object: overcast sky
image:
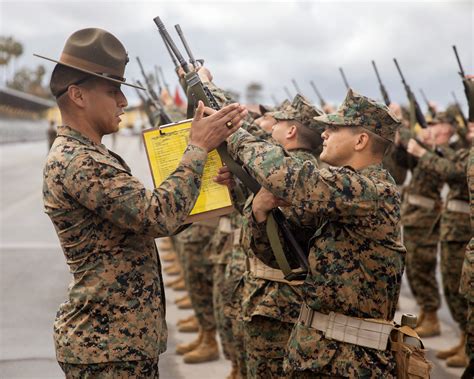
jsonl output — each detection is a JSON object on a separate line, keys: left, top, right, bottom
{"left": 1, "top": 0, "right": 473, "bottom": 111}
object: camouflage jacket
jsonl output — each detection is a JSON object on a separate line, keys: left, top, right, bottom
{"left": 227, "top": 128, "right": 405, "bottom": 377}
{"left": 240, "top": 148, "right": 318, "bottom": 324}
{"left": 418, "top": 147, "right": 470, "bottom": 241}
{"left": 460, "top": 145, "right": 474, "bottom": 301}
{"left": 43, "top": 125, "right": 207, "bottom": 363}
{"left": 398, "top": 148, "right": 443, "bottom": 228}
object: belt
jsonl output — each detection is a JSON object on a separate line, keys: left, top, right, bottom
{"left": 298, "top": 304, "right": 393, "bottom": 351}
{"left": 407, "top": 194, "right": 436, "bottom": 210}
{"left": 446, "top": 199, "right": 470, "bottom": 215}
{"left": 233, "top": 228, "right": 241, "bottom": 246}
{"left": 197, "top": 217, "right": 220, "bottom": 228}
{"left": 248, "top": 257, "right": 304, "bottom": 285}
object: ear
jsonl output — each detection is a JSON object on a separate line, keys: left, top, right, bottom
{"left": 354, "top": 131, "right": 370, "bottom": 151}
{"left": 287, "top": 124, "right": 297, "bottom": 139}
{"left": 67, "top": 85, "right": 87, "bottom": 109}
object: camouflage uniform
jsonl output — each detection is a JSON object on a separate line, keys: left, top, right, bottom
{"left": 460, "top": 145, "right": 474, "bottom": 364}
{"left": 58, "top": 358, "right": 159, "bottom": 378}
{"left": 44, "top": 126, "right": 207, "bottom": 366}
{"left": 418, "top": 147, "right": 470, "bottom": 331}
{"left": 227, "top": 90, "right": 405, "bottom": 377}
{"left": 396, "top": 145, "right": 443, "bottom": 313}
{"left": 180, "top": 222, "right": 218, "bottom": 331}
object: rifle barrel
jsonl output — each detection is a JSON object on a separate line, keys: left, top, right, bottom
{"left": 154, "top": 17, "right": 190, "bottom": 72}
{"left": 339, "top": 67, "right": 350, "bottom": 89}
{"left": 371, "top": 60, "right": 382, "bottom": 85}
{"left": 393, "top": 58, "right": 406, "bottom": 84}
{"left": 452, "top": 45, "right": 465, "bottom": 77}
{"left": 284, "top": 86, "right": 292, "bottom": 99}
{"left": 291, "top": 79, "right": 302, "bottom": 95}
{"left": 175, "top": 24, "right": 198, "bottom": 67}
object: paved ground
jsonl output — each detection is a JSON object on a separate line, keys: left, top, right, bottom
{"left": 0, "top": 133, "right": 465, "bottom": 378}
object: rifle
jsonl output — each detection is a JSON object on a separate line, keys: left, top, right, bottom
{"left": 393, "top": 58, "right": 427, "bottom": 129}
{"left": 419, "top": 88, "right": 437, "bottom": 118}
{"left": 136, "top": 79, "right": 173, "bottom": 125}
{"left": 134, "top": 85, "right": 157, "bottom": 127}
{"left": 453, "top": 45, "right": 474, "bottom": 122}
{"left": 371, "top": 60, "right": 391, "bottom": 106}
{"left": 154, "top": 65, "right": 163, "bottom": 94}
{"left": 309, "top": 80, "right": 327, "bottom": 108}
{"left": 451, "top": 91, "right": 468, "bottom": 127}
{"left": 154, "top": 16, "right": 309, "bottom": 279}
{"left": 158, "top": 66, "right": 170, "bottom": 93}
{"left": 339, "top": 67, "right": 350, "bottom": 90}
{"left": 136, "top": 57, "right": 160, "bottom": 102}
{"left": 291, "top": 79, "right": 302, "bottom": 95}
{"left": 283, "top": 86, "right": 292, "bottom": 99}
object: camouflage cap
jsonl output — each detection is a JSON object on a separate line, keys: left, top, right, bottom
{"left": 427, "top": 111, "right": 456, "bottom": 126}
{"left": 268, "top": 94, "right": 324, "bottom": 130}
{"left": 312, "top": 88, "right": 401, "bottom": 142}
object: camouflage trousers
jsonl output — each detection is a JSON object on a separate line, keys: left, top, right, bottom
{"left": 244, "top": 315, "right": 293, "bottom": 379}
{"left": 404, "top": 226, "right": 441, "bottom": 312}
{"left": 441, "top": 240, "right": 469, "bottom": 331}
{"left": 232, "top": 318, "right": 248, "bottom": 378}
{"left": 289, "top": 372, "right": 343, "bottom": 379}
{"left": 213, "top": 262, "right": 236, "bottom": 361}
{"left": 182, "top": 225, "right": 216, "bottom": 331}
{"left": 58, "top": 358, "right": 159, "bottom": 378}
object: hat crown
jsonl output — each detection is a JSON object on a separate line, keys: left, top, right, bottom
{"left": 61, "top": 28, "right": 128, "bottom": 78}
{"left": 271, "top": 94, "right": 323, "bottom": 130}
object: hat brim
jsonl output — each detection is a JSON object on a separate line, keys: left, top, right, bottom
{"left": 34, "top": 53, "right": 145, "bottom": 91}
{"left": 312, "top": 112, "right": 348, "bottom": 128}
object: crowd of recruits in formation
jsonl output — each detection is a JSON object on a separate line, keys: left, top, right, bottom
{"left": 156, "top": 65, "right": 474, "bottom": 378}
{"left": 38, "top": 27, "right": 473, "bottom": 378}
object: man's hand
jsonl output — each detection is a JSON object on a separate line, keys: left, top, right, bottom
{"left": 213, "top": 166, "right": 235, "bottom": 189}
{"left": 189, "top": 101, "right": 247, "bottom": 153}
{"left": 407, "top": 138, "right": 427, "bottom": 158}
{"left": 197, "top": 66, "right": 213, "bottom": 83}
{"left": 252, "top": 187, "right": 289, "bottom": 223}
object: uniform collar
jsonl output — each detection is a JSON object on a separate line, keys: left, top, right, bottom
{"left": 57, "top": 125, "right": 109, "bottom": 155}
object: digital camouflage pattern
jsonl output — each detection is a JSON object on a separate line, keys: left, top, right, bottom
{"left": 59, "top": 357, "right": 159, "bottom": 378}
{"left": 180, "top": 222, "right": 217, "bottom": 331}
{"left": 460, "top": 145, "right": 474, "bottom": 362}
{"left": 43, "top": 125, "right": 207, "bottom": 364}
{"left": 269, "top": 94, "right": 324, "bottom": 131}
{"left": 312, "top": 88, "right": 401, "bottom": 142}
{"left": 419, "top": 147, "right": 469, "bottom": 327}
{"left": 227, "top": 127, "right": 405, "bottom": 377}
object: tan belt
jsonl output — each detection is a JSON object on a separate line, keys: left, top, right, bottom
{"left": 233, "top": 228, "right": 241, "bottom": 246}
{"left": 407, "top": 194, "right": 436, "bottom": 210}
{"left": 197, "top": 217, "right": 220, "bottom": 228}
{"left": 248, "top": 257, "right": 304, "bottom": 285}
{"left": 446, "top": 199, "right": 470, "bottom": 215}
{"left": 298, "top": 304, "right": 393, "bottom": 351}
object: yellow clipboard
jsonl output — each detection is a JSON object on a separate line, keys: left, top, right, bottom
{"left": 142, "top": 119, "right": 234, "bottom": 223}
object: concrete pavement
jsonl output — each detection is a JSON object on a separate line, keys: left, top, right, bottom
{"left": 0, "top": 133, "right": 465, "bottom": 378}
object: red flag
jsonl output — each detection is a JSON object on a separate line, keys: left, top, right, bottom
{"left": 174, "top": 86, "right": 184, "bottom": 107}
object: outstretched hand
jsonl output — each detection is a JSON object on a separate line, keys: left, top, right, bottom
{"left": 189, "top": 101, "right": 247, "bottom": 153}
{"left": 252, "top": 187, "right": 290, "bottom": 223}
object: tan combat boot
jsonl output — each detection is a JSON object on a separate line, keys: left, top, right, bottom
{"left": 447, "top": 341, "right": 468, "bottom": 367}
{"left": 417, "top": 310, "right": 425, "bottom": 327}
{"left": 171, "top": 278, "right": 186, "bottom": 291}
{"left": 414, "top": 311, "right": 440, "bottom": 337}
{"left": 178, "top": 316, "right": 199, "bottom": 332}
{"left": 177, "top": 296, "right": 193, "bottom": 310}
{"left": 183, "top": 329, "right": 219, "bottom": 363}
{"left": 176, "top": 329, "right": 203, "bottom": 355}
{"left": 436, "top": 333, "right": 466, "bottom": 359}
{"left": 164, "top": 263, "right": 181, "bottom": 275}
{"left": 165, "top": 275, "right": 184, "bottom": 288}
{"left": 177, "top": 314, "right": 196, "bottom": 326}
{"left": 175, "top": 294, "right": 190, "bottom": 305}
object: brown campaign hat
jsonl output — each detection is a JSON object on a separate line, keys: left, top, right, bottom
{"left": 34, "top": 28, "right": 144, "bottom": 90}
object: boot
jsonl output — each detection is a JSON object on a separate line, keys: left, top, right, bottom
{"left": 447, "top": 344, "right": 469, "bottom": 367}
{"left": 161, "top": 251, "right": 177, "bottom": 262}
{"left": 177, "top": 297, "right": 193, "bottom": 310}
{"left": 176, "top": 329, "right": 203, "bottom": 355}
{"left": 183, "top": 329, "right": 219, "bottom": 363}
{"left": 436, "top": 333, "right": 466, "bottom": 359}
{"left": 165, "top": 275, "right": 184, "bottom": 287}
{"left": 414, "top": 311, "right": 440, "bottom": 337}
{"left": 164, "top": 263, "right": 181, "bottom": 275}
{"left": 225, "top": 363, "right": 239, "bottom": 379}
{"left": 171, "top": 278, "right": 186, "bottom": 291}
{"left": 175, "top": 294, "right": 190, "bottom": 305}
{"left": 178, "top": 317, "right": 199, "bottom": 332}
{"left": 177, "top": 314, "right": 196, "bottom": 326}
{"left": 417, "top": 310, "right": 425, "bottom": 327}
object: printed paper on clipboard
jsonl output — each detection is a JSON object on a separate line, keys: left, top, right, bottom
{"left": 142, "top": 118, "right": 234, "bottom": 223}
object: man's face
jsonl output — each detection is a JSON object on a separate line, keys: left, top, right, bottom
{"left": 82, "top": 79, "right": 128, "bottom": 136}
{"left": 431, "top": 122, "right": 454, "bottom": 145}
{"left": 271, "top": 120, "right": 292, "bottom": 145}
{"left": 255, "top": 114, "right": 277, "bottom": 133}
{"left": 320, "top": 126, "right": 358, "bottom": 166}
